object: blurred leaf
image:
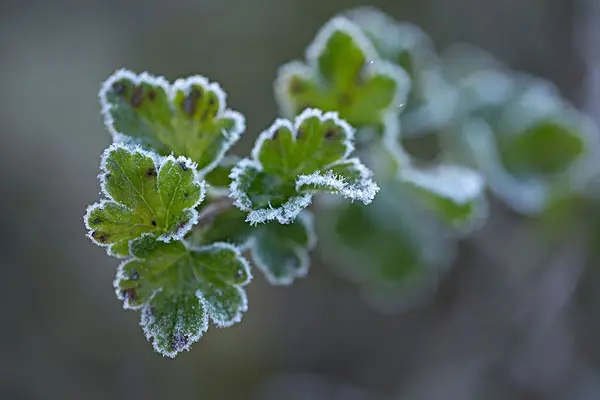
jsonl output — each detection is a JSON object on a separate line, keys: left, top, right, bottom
{"left": 400, "top": 164, "right": 486, "bottom": 231}
{"left": 85, "top": 144, "right": 205, "bottom": 257}
{"left": 500, "top": 119, "right": 585, "bottom": 176}
{"left": 100, "top": 69, "right": 245, "bottom": 173}
{"left": 275, "top": 17, "right": 409, "bottom": 135}
{"left": 318, "top": 183, "right": 455, "bottom": 312}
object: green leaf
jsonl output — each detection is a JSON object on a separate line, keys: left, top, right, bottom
{"left": 100, "top": 69, "right": 245, "bottom": 173}
{"left": 318, "top": 186, "right": 455, "bottom": 312}
{"left": 229, "top": 109, "right": 379, "bottom": 224}
{"left": 85, "top": 144, "right": 206, "bottom": 257}
{"left": 500, "top": 119, "right": 585, "bottom": 176}
{"left": 250, "top": 212, "right": 316, "bottom": 285}
{"left": 190, "top": 207, "right": 317, "bottom": 285}
{"left": 400, "top": 164, "right": 486, "bottom": 231}
{"left": 343, "top": 8, "right": 458, "bottom": 137}
{"left": 275, "top": 17, "right": 409, "bottom": 136}
{"left": 115, "top": 235, "right": 251, "bottom": 357}
{"left": 344, "top": 7, "right": 436, "bottom": 77}
{"left": 140, "top": 291, "right": 208, "bottom": 359}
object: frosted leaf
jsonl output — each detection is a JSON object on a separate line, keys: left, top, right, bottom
{"left": 85, "top": 143, "right": 205, "bottom": 257}
{"left": 115, "top": 235, "right": 252, "bottom": 357}
{"left": 400, "top": 164, "right": 487, "bottom": 231}
{"left": 100, "top": 69, "right": 245, "bottom": 174}
{"left": 249, "top": 212, "right": 316, "bottom": 285}
{"left": 229, "top": 109, "right": 379, "bottom": 224}
{"left": 275, "top": 16, "right": 410, "bottom": 139}
{"left": 140, "top": 291, "right": 208, "bottom": 358}
{"left": 342, "top": 7, "right": 459, "bottom": 140}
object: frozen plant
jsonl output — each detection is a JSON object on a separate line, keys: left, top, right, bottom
{"left": 85, "top": 6, "right": 599, "bottom": 355}
{"left": 85, "top": 68, "right": 380, "bottom": 358}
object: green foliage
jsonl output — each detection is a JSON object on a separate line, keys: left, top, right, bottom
{"left": 189, "top": 207, "right": 316, "bottom": 285}
{"left": 499, "top": 119, "right": 585, "bottom": 177}
{"left": 116, "top": 235, "right": 250, "bottom": 357}
{"left": 85, "top": 144, "right": 205, "bottom": 257}
{"left": 88, "top": 62, "right": 378, "bottom": 356}
{"left": 229, "top": 108, "right": 378, "bottom": 225}
{"left": 275, "top": 17, "right": 410, "bottom": 136}
{"left": 318, "top": 183, "right": 455, "bottom": 311}
{"left": 84, "top": 6, "right": 600, "bottom": 358}
{"left": 100, "top": 69, "right": 245, "bottom": 173}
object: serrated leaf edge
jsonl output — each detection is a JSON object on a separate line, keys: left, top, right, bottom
{"left": 250, "top": 108, "right": 356, "bottom": 163}
{"left": 84, "top": 142, "right": 206, "bottom": 254}
{"left": 296, "top": 158, "right": 379, "bottom": 204}
{"left": 249, "top": 211, "right": 316, "bottom": 285}
{"left": 99, "top": 68, "right": 246, "bottom": 174}
{"left": 139, "top": 293, "right": 209, "bottom": 359}
{"left": 230, "top": 109, "right": 374, "bottom": 225}
{"left": 113, "top": 238, "right": 252, "bottom": 311}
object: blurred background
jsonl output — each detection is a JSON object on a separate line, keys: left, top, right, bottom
{"left": 2, "top": 0, "right": 600, "bottom": 399}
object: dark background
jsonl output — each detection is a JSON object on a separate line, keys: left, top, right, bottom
{"left": 1, "top": 0, "right": 600, "bottom": 399}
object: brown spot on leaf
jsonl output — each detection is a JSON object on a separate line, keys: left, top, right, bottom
{"left": 325, "top": 128, "right": 338, "bottom": 140}
{"left": 182, "top": 88, "right": 202, "bottom": 116}
{"left": 92, "top": 231, "right": 109, "bottom": 243}
{"left": 131, "top": 86, "right": 144, "bottom": 108}
{"left": 145, "top": 167, "right": 157, "bottom": 178}
{"left": 148, "top": 89, "right": 157, "bottom": 101}
{"left": 289, "top": 77, "right": 306, "bottom": 95}
{"left": 207, "top": 92, "right": 216, "bottom": 107}
{"left": 122, "top": 288, "right": 137, "bottom": 301}
{"left": 151, "top": 220, "right": 157, "bottom": 226}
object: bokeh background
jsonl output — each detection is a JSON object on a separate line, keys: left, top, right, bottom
{"left": 2, "top": 0, "right": 600, "bottom": 399}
